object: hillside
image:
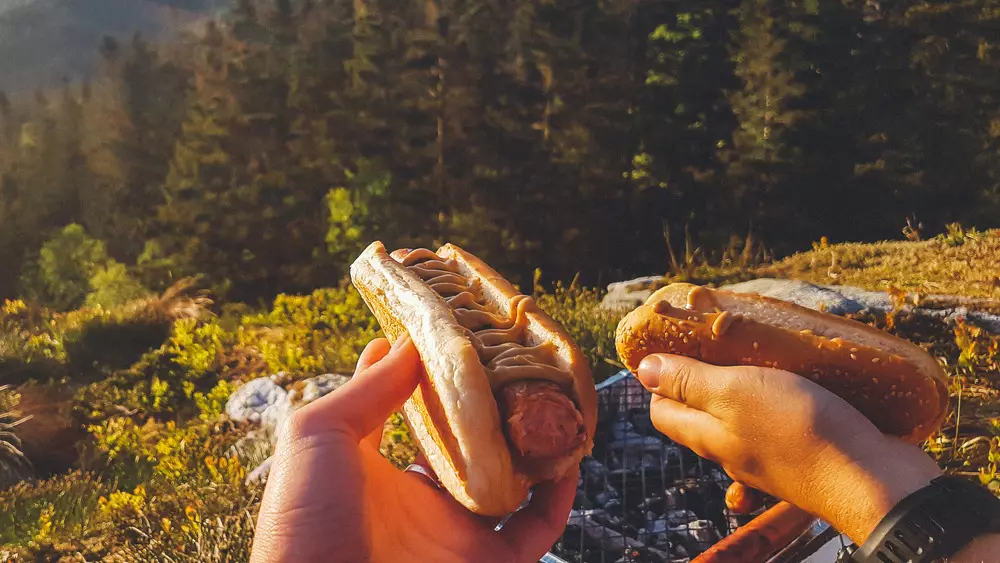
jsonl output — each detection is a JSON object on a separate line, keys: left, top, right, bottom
{"left": 0, "top": 0, "right": 213, "bottom": 94}
{"left": 760, "top": 228, "right": 1000, "bottom": 302}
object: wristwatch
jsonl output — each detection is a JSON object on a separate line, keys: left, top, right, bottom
{"left": 837, "top": 475, "right": 1000, "bottom": 563}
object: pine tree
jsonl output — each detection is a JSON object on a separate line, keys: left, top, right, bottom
{"left": 721, "top": 0, "right": 805, "bottom": 245}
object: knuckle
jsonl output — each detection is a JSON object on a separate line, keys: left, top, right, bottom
{"left": 281, "top": 406, "right": 339, "bottom": 444}
{"left": 669, "top": 362, "right": 696, "bottom": 403}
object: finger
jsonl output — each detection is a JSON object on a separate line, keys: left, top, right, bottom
{"left": 499, "top": 467, "right": 579, "bottom": 561}
{"left": 649, "top": 395, "right": 729, "bottom": 461}
{"left": 356, "top": 338, "right": 394, "bottom": 449}
{"left": 638, "top": 354, "right": 739, "bottom": 413}
{"left": 357, "top": 338, "right": 392, "bottom": 374}
{"left": 726, "top": 482, "right": 766, "bottom": 514}
{"left": 288, "top": 336, "right": 422, "bottom": 442}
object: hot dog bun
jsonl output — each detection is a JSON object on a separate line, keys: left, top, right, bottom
{"left": 350, "top": 241, "right": 597, "bottom": 516}
{"left": 616, "top": 283, "right": 948, "bottom": 443}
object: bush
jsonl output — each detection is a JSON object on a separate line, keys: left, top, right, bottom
{"left": 61, "top": 279, "right": 213, "bottom": 378}
{"left": 19, "top": 224, "right": 151, "bottom": 314}
{"left": 239, "top": 284, "right": 380, "bottom": 376}
{"left": 0, "top": 300, "right": 66, "bottom": 385}
{"left": 536, "top": 283, "right": 625, "bottom": 382}
{"left": 85, "top": 262, "right": 151, "bottom": 309}
{"left": 63, "top": 312, "right": 173, "bottom": 374}
{"left": 20, "top": 225, "right": 111, "bottom": 312}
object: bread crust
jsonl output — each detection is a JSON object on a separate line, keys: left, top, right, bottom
{"left": 616, "top": 284, "right": 948, "bottom": 443}
{"left": 350, "top": 241, "right": 597, "bottom": 516}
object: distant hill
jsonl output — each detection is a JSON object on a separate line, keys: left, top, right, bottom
{"left": 0, "top": 0, "right": 217, "bottom": 95}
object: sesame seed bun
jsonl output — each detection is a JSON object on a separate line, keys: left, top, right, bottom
{"left": 615, "top": 283, "right": 948, "bottom": 443}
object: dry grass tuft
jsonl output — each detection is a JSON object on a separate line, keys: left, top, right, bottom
{"left": 124, "top": 278, "right": 215, "bottom": 324}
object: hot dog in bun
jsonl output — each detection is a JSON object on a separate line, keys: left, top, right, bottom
{"left": 350, "top": 242, "right": 598, "bottom": 516}
{"left": 615, "top": 283, "right": 949, "bottom": 443}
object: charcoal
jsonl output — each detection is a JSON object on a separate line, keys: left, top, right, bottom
{"left": 612, "top": 546, "right": 676, "bottom": 563}
{"left": 567, "top": 511, "right": 646, "bottom": 552}
{"left": 582, "top": 457, "right": 607, "bottom": 481}
{"left": 672, "top": 520, "right": 719, "bottom": 545}
{"left": 662, "top": 487, "right": 683, "bottom": 510}
{"left": 552, "top": 371, "right": 779, "bottom": 562}
{"left": 610, "top": 420, "right": 635, "bottom": 440}
{"left": 664, "top": 509, "right": 697, "bottom": 527}
{"left": 595, "top": 488, "right": 620, "bottom": 508}
{"left": 639, "top": 495, "right": 665, "bottom": 514}
{"left": 603, "top": 497, "right": 623, "bottom": 516}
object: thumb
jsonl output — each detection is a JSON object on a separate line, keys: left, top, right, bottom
{"left": 290, "top": 335, "right": 423, "bottom": 442}
{"left": 637, "top": 353, "right": 737, "bottom": 413}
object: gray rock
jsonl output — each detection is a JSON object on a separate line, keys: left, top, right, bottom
{"left": 225, "top": 376, "right": 292, "bottom": 440}
{"left": 723, "top": 278, "right": 1000, "bottom": 331}
{"left": 227, "top": 372, "right": 353, "bottom": 485}
{"left": 721, "top": 278, "right": 891, "bottom": 314}
{"left": 288, "top": 373, "right": 351, "bottom": 407}
{"left": 602, "top": 276, "right": 667, "bottom": 311}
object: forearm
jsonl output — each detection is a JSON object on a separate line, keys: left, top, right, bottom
{"left": 815, "top": 438, "right": 942, "bottom": 545}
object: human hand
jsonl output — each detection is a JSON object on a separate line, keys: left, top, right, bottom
{"left": 636, "top": 354, "right": 943, "bottom": 545}
{"left": 250, "top": 336, "right": 578, "bottom": 563}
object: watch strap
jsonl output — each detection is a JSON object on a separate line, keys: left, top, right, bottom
{"left": 839, "top": 475, "right": 1000, "bottom": 563}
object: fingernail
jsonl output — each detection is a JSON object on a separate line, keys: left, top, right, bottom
{"left": 391, "top": 334, "right": 410, "bottom": 350}
{"left": 637, "top": 355, "right": 662, "bottom": 388}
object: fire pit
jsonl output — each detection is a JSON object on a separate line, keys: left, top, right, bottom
{"left": 542, "top": 370, "right": 842, "bottom": 563}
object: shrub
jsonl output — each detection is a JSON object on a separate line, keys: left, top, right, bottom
{"left": 85, "top": 262, "right": 151, "bottom": 310}
{"left": 239, "top": 285, "right": 380, "bottom": 376}
{"left": 20, "top": 224, "right": 112, "bottom": 312}
{"left": 536, "top": 283, "right": 625, "bottom": 382}
{"left": 63, "top": 311, "right": 173, "bottom": 374}
{"left": 62, "top": 279, "right": 213, "bottom": 378}
{"left": 0, "top": 299, "right": 66, "bottom": 385}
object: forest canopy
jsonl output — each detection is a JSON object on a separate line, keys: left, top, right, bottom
{"left": 1, "top": 0, "right": 998, "bottom": 305}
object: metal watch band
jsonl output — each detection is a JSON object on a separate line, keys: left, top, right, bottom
{"left": 837, "top": 475, "right": 1000, "bottom": 563}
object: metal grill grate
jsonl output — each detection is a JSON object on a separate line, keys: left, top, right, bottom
{"left": 544, "top": 370, "right": 775, "bottom": 563}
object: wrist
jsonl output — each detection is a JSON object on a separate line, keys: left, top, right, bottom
{"left": 819, "top": 437, "right": 942, "bottom": 544}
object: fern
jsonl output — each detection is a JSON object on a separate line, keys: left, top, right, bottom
{"left": 0, "top": 385, "right": 34, "bottom": 490}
